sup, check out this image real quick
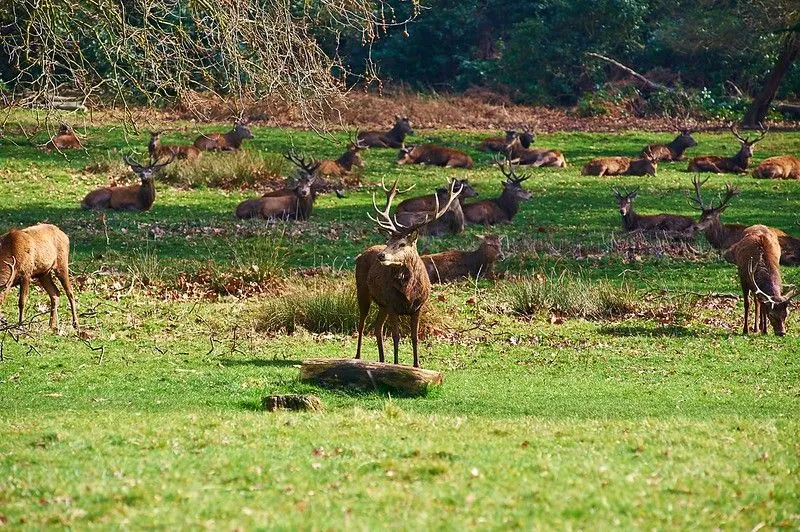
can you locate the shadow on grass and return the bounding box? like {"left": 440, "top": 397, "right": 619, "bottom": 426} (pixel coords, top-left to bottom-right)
{"left": 598, "top": 324, "right": 699, "bottom": 338}
{"left": 219, "top": 358, "right": 301, "bottom": 368}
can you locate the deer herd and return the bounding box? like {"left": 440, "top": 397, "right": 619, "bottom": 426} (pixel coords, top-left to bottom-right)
{"left": 3, "top": 115, "right": 798, "bottom": 365}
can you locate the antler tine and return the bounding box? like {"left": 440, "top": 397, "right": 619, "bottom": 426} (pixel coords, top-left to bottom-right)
{"left": 494, "top": 154, "right": 514, "bottom": 181}
{"left": 152, "top": 153, "right": 177, "bottom": 170}
{"left": 753, "top": 121, "right": 769, "bottom": 143}
{"left": 719, "top": 182, "right": 740, "bottom": 207}
{"left": 368, "top": 178, "right": 405, "bottom": 235}
{"left": 3, "top": 256, "right": 17, "bottom": 292}
{"left": 748, "top": 255, "right": 780, "bottom": 307}
{"left": 689, "top": 175, "right": 710, "bottom": 210}
{"left": 284, "top": 149, "right": 318, "bottom": 174}
{"left": 729, "top": 123, "right": 748, "bottom": 144}
{"left": 404, "top": 179, "right": 464, "bottom": 233}
{"left": 123, "top": 154, "right": 142, "bottom": 168}
{"left": 783, "top": 286, "right": 799, "bottom": 301}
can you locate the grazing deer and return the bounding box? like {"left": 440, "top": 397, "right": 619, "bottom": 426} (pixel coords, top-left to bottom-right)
{"left": 0, "top": 224, "right": 78, "bottom": 330}
{"left": 752, "top": 155, "right": 800, "bottom": 180}
{"left": 613, "top": 188, "right": 697, "bottom": 236}
{"left": 688, "top": 124, "right": 767, "bottom": 173}
{"left": 641, "top": 116, "right": 697, "bottom": 161}
{"left": 357, "top": 115, "right": 414, "bottom": 148}
{"left": 315, "top": 137, "right": 368, "bottom": 177}
{"left": 193, "top": 119, "right": 254, "bottom": 151}
{"left": 355, "top": 179, "right": 462, "bottom": 367}
{"left": 396, "top": 144, "right": 474, "bottom": 168}
{"left": 234, "top": 152, "right": 319, "bottom": 220}
{"left": 479, "top": 130, "right": 518, "bottom": 152}
{"left": 42, "top": 122, "right": 82, "bottom": 152}
{"left": 724, "top": 224, "right": 798, "bottom": 335}
{"left": 149, "top": 131, "right": 201, "bottom": 161}
{"left": 582, "top": 148, "right": 658, "bottom": 177}
{"left": 506, "top": 136, "right": 566, "bottom": 167}
{"left": 82, "top": 155, "right": 174, "bottom": 211}
{"left": 421, "top": 234, "right": 504, "bottom": 283}
{"left": 463, "top": 157, "right": 532, "bottom": 225}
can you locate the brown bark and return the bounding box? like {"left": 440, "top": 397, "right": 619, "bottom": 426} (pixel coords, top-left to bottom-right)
{"left": 300, "top": 358, "right": 443, "bottom": 396}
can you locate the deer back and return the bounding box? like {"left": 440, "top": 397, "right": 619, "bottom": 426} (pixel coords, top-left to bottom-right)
{"left": 752, "top": 156, "right": 800, "bottom": 180}
{"left": 582, "top": 157, "right": 631, "bottom": 176}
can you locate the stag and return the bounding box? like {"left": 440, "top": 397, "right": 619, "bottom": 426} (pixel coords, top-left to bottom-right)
{"left": 463, "top": 157, "right": 532, "bottom": 225}
{"left": 688, "top": 124, "right": 767, "bottom": 173}
{"left": 581, "top": 148, "right": 658, "bottom": 177}
{"left": 315, "top": 137, "right": 368, "bottom": 177}
{"left": 355, "top": 179, "right": 462, "bottom": 367}
{"left": 641, "top": 116, "right": 697, "bottom": 161}
{"left": 396, "top": 178, "right": 477, "bottom": 236}
{"left": 613, "top": 188, "right": 697, "bottom": 237}
{"left": 506, "top": 136, "right": 566, "bottom": 167}
{"left": 752, "top": 156, "right": 800, "bottom": 180}
{"left": 396, "top": 144, "right": 473, "bottom": 168}
{"left": 724, "top": 224, "right": 798, "bottom": 335}
{"left": 479, "top": 130, "right": 518, "bottom": 153}
{"left": 357, "top": 115, "right": 414, "bottom": 148}
{"left": 234, "top": 151, "right": 319, "bottom": 220}
{"left": 149, "top": 131, "right": 201, "bottom": 161}
{"left": 421, "top": 234, "right": 504, "bottom": 283}
{"left": 82, "top": 155, "right": 174, "bottom": 211}
{"left": 193, "top": 119, "right": 254, "bottom": 151}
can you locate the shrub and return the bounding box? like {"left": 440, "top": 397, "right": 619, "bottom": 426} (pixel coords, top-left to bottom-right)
{"left": 160, "top": 150, "right": 285, "bottom": 189}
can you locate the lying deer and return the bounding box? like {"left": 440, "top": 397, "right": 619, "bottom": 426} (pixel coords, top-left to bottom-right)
{"left": 234, "top": 152, "right": 319, "bottom": 220}
{"left": 688, "top": 124, "right": 767, "bottom": 173}
{"left": 315, "top": 137, "right": 368, "bottom": 177}
{"left": 396, "top": 144, "right": 473, "bottom": 168}
{"left": 193, "top": 119, "right": 254, "bottom": 151}
{"left": 396, "top": 186, "right": 466, "bottom": 237}
{"left": 82, "top": 155, "right": 175, "bottom": 211}
{"left": 506, "top": 136, "right": 566, "bottom": 167}
{"left": 463, "top": 157, "right": 532, "bottom": 225}
{"left": 42, "top": 122, "right": 82, "bottom": 152}
{"left": 149, "top": 131, "right": 201, "bottom": 161}
{"left": 479, "top": 127, "right": 534, "bottom": 152}
{"left": 396, "top": 178, "right": 477, "bottom": 214}
{"left": 582, "top": 148, "right": 658, "bottom": 177}
{"left": 0, "top": 223, "right": 78, "bottom": 330}
{"left": 355, "top": 179, "right": 462, "bottom": 368}
{"left": 641, "top": 117, "right": 697, "bottom": 161}
{"left": 421, "top": 235, "right": 504, "bottom": 283}
{"left": 724, "top": 224, "right": 798, "bottom": 335}
{"left": 396, "top": 178, "right": 478, "bottom": 236}
{"left": 613, "top": 188, "right": 697, "bottom": 237}
{"left": 358, "top": 115, "right": 414, "bottom": 148}
{"left": 752, "top": 156, "right": 800, "bottom": 180}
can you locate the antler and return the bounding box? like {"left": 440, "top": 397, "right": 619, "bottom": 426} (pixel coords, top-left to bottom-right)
{"left": 284, "top": 150, "right": 320, "bottom": 175}
{"left": 494, "top": 154, "right": 530, "bottom": 184}
{"left": 748, "top": 255, "right": 781, "bottom": 307}
{"left": 729, "top": 123, "right": 748, "bottom": 144}
{"left": 751, "top": 122, "right": 769, "bottom": 145}
{"left": 3, "top": 257, "right": 16, "bottom": 292}
{"left": 151, "top": 153, "right": 177, "bottom": 170}
{"left": 689, "top": 175, "right": 710, "bottom": 210}
{"left": 123, "top": 154, "right": 143, "bottom": 169}
{"left": 717, "top": 182, "right": 740, "bottom": 210}
{"left": 368, "top": 179, "right": 414, "bottom": 236}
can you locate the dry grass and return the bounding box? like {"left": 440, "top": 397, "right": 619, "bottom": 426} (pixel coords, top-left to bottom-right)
{"left": 160, "top": 151, "right": 285, "bottom": 189}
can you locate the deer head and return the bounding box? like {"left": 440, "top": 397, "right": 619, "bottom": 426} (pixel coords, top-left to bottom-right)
{"left": 519, "top": 124, "right": 535, "bottom": 148}
{"left": 613, "top": 188, "right": 639, "bottom": 216}
{"left": 495, "top": 155, "right": 533, "bottom": 200}
{"left": 478, "top": 234, "right": 505, "bottom": 261}
{"left": 393, "top": 115, "right": 414, "bottom": 136}
{"left": 690, "top": 176, "right": 739, "bottom": 230}
{"left": 234, "top": 118, "right": 254, "bottom": 140}
{"left": 748, "top": 256, "right": 798, "bottom": 336}
{"left": 730, "top": 123, "right": 768, "bottom": 158}
{"left": 124, "top": 154, "right": 175, "bottom": 182}
{"left": 641, "top": 146, "right": 658, "bottom": 176}
{"left": 284, "top": 150, "right": 321, "bottom": 177}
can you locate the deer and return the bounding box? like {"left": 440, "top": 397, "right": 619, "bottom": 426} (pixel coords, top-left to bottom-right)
{"left": 149, "top": 131, "right": 201, "bottom": 161}
{"left": 690, "top": 177, "right": 800, "bottom": 265}
{"left": 42, "top": 122, "right": 82, "bottom": 152}
{"left": 396, "top": 144, "right": 474, "bottom": 168}
{"left": 506, "top": 136, "right": 566, "bottom": 167}
{"left": 613, "top": 188, "right": 697, "bottom": 237}
{"left": 581, "top": 148, "right": 658, "bottom": 177}
{"left": 421, "top": 234, "right": 504, "bottom": 283}
{"left": 752, "top": 155, "right": 800, "bottom": 180}
{"left": 234, "top": 151, "right": 319, "bottom": 220}
{"left": 193, "top": 119, "right": 254, "bottom": 151}
{"left": 724, "top": 224, "right": 798, "bottom": 335}
{"left": 519, "top": 125, "right": 535, "bottom": 149}
{"left": 395, "top": 178, "right": 478, "bottom": 214}
{"left": 82, "top": 155, "right": 175, "bottom": 211}
{"left": 357, "top": 115, "right": 414, "bottom": 148}
{"left": 641, "top": 116, "right": 697, "bottom": 161}
{"left": 463, "top": 157, "right": 532, "bottom": 225}
{"left": 688, "top": 124, "right": 767, "bottom": 173}
{"left": 0, "top": 224, "right": 78, "bottom": 331}
{"left": 355, "top": 178, "right": 462, "bottom": 368}
{"left": 479, "top": 130, "right": 518, "bottom": 152}
{"left": 396, "top": 186, "right": 466, "bottom": 237}
{"left": 315, "top": 137, "right": 368, "bottom": 178}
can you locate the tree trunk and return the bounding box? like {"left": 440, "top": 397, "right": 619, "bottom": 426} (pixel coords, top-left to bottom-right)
{"left": 743, "top": 31, "right": 800, "bottom": 127}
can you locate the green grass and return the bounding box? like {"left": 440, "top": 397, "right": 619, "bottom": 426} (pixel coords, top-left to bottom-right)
{"left": 1, "top": 118, "right": 799, "bottom": 528}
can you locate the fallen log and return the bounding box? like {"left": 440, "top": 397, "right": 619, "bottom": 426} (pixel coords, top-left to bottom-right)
{"left": 776, "top": 102, "right": 800, "bottom": 118}
{"left": 300, "top": 358, "right": 443, "bottom": 396}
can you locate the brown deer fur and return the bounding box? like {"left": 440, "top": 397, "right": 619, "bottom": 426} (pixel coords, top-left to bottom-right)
{"left": 149, "top": 131, "right": 201, "bottom": 161}
{"left": 0, "top": 224, "right": 78, "bottom": 330}
{"left": 193, "top": 120, "right": 254, "bottom": 151}
{"left": 752, "top": 156, "right": 800, "bottom": 179}
{"left": 43, "top": 123, "right": 82, "bottom": 152}
{"left": 506, "top": 137, "right": 566, "bottom": 167}
{"left": 463, "top": 159, "right": 532, "bottom": 225}
{"left": 357, "top": 115, "right": 413, "bottom": 148}
{"left": 581, "top": 152, "right": 657, "bottom": 177}
{"left": 688, "top": 125, "right": 767, "bottom": 174}
{"left": 355, "top": 180, "right": 461, "bottom": 368}
{"left": 315, "top": 140, "right": 367, "bottom": 177}
{"left": 641, "top": 130, "right": 697, "bottom": 162}
{"left": 613, "top": 189, "right": 697, "bottom": 236}
{"left": 421, "top": 235, "right": 504, "bottom": 283}
{"left": 396, "top": 179, "right": 478, "bottom": 214}
{"left": 396, "top": 144, "right": 473, "bottom": 168}
{"left": 723, "top": 225, "right": 798, "bottom": 335}
{"left": 479, "top": 130, "right": 518, "bottom": 152}
{"left": 396, "top": 188, "right": 466, "bottom": 236}
{"left": 234, "top": 152, "right": 319, "bottom": 220}
{"left": 82, "top": 155, "right": 174, "bottom": 211}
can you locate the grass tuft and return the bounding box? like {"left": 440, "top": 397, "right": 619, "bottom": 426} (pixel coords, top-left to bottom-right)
{"left": 160, "top": 150, "right": 285, "bottom": 189}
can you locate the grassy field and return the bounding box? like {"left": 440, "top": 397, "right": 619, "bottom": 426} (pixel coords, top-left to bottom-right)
{"left": 1, "top": 119, "right": 799, "bottom": 529}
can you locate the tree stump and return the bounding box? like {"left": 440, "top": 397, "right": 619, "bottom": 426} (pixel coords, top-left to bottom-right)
{"left": 300, "top": 358, "right": 443, "bottom": 396}
{"left": 262, "top": 394, "right": 324, "bottom": 412}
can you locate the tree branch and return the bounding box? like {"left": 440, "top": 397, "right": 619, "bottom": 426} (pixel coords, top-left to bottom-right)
{"left": 585, "top": 52, "right": 672, "bottom": 92}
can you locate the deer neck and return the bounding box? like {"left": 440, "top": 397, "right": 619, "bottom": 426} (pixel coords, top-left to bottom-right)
{"left": 731, "top": 147, "right": 751, "bottom": 169}
{"left": 495, "top": 188, "right": 520, "bottom": 219}
{"left": 335, "top": 150, "right": 357, "bottom": 170}
{"left": 139, "top": 180, "right": 156, "bottom": 210}
{"left": 225, "top": 130, "right": 243, "bottom": 149}
{"left": 703, "top": 217, "right": 734, "bottom": 249}
{"left": 621, "top": 208, "right": 639, "bottom": 232}
{"left": 295, "top": 191, "right": 315, "bottom": 219}
{"left": 387, "top": 124, "right": 408, "bottom": 144}
{"left": 668, "top": 136, "right": 687, "bottom": 158}
{"left": 148, "top": 137, "right": 159, "bottom": 157}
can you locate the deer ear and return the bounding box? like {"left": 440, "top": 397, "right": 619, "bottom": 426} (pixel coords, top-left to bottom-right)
{"left": 395, "top": 114, "right": 401, "bottom": 120}
{"left": 476, "top": 234, "right": 485, "bottom": 241}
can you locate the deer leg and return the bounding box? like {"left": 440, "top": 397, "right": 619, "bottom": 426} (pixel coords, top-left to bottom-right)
{"left": 390, "top": 314, "right": 400, "bottom": 365}
{"left": 410, "top": 311, "right": 421, "bottom": 368}
{"left": 355, "top": 287, "right": 371, "bottom": 360}
{"left": 374, "top": 307, "right": 389, "bottom": 363}
{"left": 17, "top": 275, "right": 30, "bottom": 326}
{"left": 759, "top": 301, "right": 768, "bottom": 334}
{"left": 54, "top": 267, "right": 79, "bottom": 329}
{"left": 742, "top": 285, "right": 750, "bottom": 335}
{"left": 38, "top": 274, "right": 60, "bottom": 330}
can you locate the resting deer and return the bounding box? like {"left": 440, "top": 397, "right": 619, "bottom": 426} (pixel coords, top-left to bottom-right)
{"left": 641, "top": 116, "right": 697, "bottom": 161}
{"left": 396, "top": 178, "right": 477, "bottom": 236}
{"left": 193, "top": 119, "right": 254, "bottom": 151}
{"left": 396, "top": 178, "right": 477, "bottom": 214}
{"left": 752, "top": 156, "right": 800, "bottom": 180}
{"left": 357, "top": 115, "right": 414, "bottom": 148}
{"left": 479, "top": 130, "right": 518, "bottom": 152}
{"left": 506, "top": 136, "right": 566, "bottom": 167}
{"left": 0, "top": 224, "right": 78, "bottom": 330}
{"left": 42, "top": 122, "right": 82, "bottom": 152}
{"left": 234, "top": 151, "right": 319, "bottom": 220}
{"left": 396, "top": 186, "right": 466, "bottom": 237}
{"left": 82, "top": 155, "right": 175, "bottom": 211}
{"left": 688, "top": 124, "right": 767, "bottom": 173}
{"left": 421, "top": 234, "right": 504, "bottom": 283}
{"left": 519, "top": 125, "right": 535, "bottom": 149}
{"left": 463, "top": 157, "right": 532, "bottom": 225}
{"left": 315, "top": 137, "right": 368, "bottom": 178}
{"left": 724, "top": 224, "right": 798, "bottom": 335}
{"left": 396, "top": 144, "right": 473, "bottom": 168}
{"left": 355, "top": 179, "right": 462, "bottom": 367}
{"left": 613, "top": 188, "right": 697, "bottom": 237}
{"left": 582, "top": 148, "right": 658, "bottom": 177}
{"left": 149, "top": 131, "right": 201, "bottom": 161}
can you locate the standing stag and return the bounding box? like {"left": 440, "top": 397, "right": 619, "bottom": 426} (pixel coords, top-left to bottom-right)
{"left": 463, "top": 157, "right": 532, "bottom": 225}
{"left": 613, "top": 189, "right": 697, "bottom": 237}
{"left": 752, "top": 155, "right": 800, "bottom": 179}
{"left": 581, "top": 148, "right": 658, "bottom": 177}
{"left": 396, "top": 144, "right": 474, "bottom": 168}
{"left": 421, "top": 234, "right": 504, "bottom": 283}
{"left": 149, "top": 131, "right": 201, "bottom": 161}
{"left": 0, "top": 224, "right": 78, "bottom": 330}
{"left": 42, "top": 122, "right": 82, "bottom": 152}
{"left": 355, "top": 179, "right": 462, "bottom": 368}
{"left": 193, "top": 119, "right": 254, "bottom": 151}
{"left": 234, "top": 151, "right": 319, "bottom": 220}
{"left": 688, "top": 125, "right": 767, "bottom": 173}
{"left": 82, "top": 155, "right": 175, "bottom": 211}
{"left": 357, "top": 115, "right": 414, "bottom": 148}
{"left": 724, "top": 225, "right": 798, "bottom": 335}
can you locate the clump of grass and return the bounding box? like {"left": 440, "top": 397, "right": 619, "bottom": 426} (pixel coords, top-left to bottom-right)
{"left": 504, "top": 270, "right": 636, "bottom": 319}
{"left": 160, "top": 150, "right": 285, "bottom": 189}
{"left": 127, "top": 246, "right": 164, "bottom": 287}
{"left": 83, "top": 150, "right": 128, "bottom": 177}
